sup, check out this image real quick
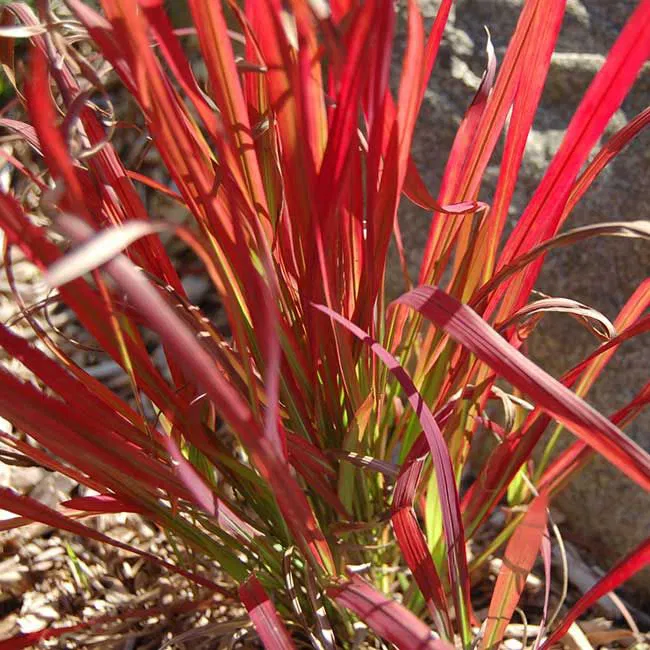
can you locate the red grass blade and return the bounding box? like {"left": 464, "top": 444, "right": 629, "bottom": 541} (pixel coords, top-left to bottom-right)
{"left": 25, "top": 48, "right": 88, "bottom": 219}
{"left": 420, "top": 0, "right": 562, "bottom": 285}
{"left": 392, "top": 447, "right": 454, "bottom": 636}
{"left": 540, "top": 537, "right": 650, "bottom": 650}
{"left": 479, "top": 494, "right": 549, "bottom": 650}
{"left": 186, "top": 0, "right": 270, "bottom": 222}
{"left": 328, "top": 575, "right": 454, "bottom": 650}
{"left": 0, "top": 371, "right": 178, "bottom": 500}
{"left": 495, "top": 0, "right": 650, "bottom": 314}
{"left": 539, "top": 379, "right": 650, "bottom": 496}
{"left": 391, "top": 506, "right": 453, "bottom": 638}
{"left": 138, "top": 0, "right": 222, "bottom": 137}
{"left": 0, "top": 322, "right": 151, "bottom": 450}
{"left": 239, "top": 574, "right": 296, "bottom": 650}
{"left": 364, "top": 0, "right": 424, "bottom": 309}
{"left": 391, "top": 455, "right": 452, "bottom": 636}
{"left": 563, "top": 106, "right": 650, "bottom": 218}
{"left": 394, "top": 286, "right": 650, "bottom": 490}
{"left": 61, "top": 495, "right": 145, "bottom": 514}
{"left": 448, "top": 26, "right": 497, "bottom": 193}
{"left": 536, "top": 279, "right": 650, "bottom": 493}
{"left": 0, "top": 191, "right": 183, "bottom": 416}
{"left": 477, "top": 0, "right": 566, "bottom": 280}
{"left": 0, "top": 430, "right": 106, "bottom": 495}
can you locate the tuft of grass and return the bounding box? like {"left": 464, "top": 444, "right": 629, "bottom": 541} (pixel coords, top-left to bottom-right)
{"left": 0, "top": 0, "right": 649, "bottom": 647}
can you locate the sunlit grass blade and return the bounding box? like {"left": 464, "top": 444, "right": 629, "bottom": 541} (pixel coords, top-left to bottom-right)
{"left": 186, "top": 0, "right": 270, "bottom": 224}
{"left": 562, "top": 106, "right": 650, "bottom": 218}
{"left": 0, "top": 193, "right": 184, "bottom": 417}
{"left": 45, "top": 221, "right": 170, "bottom": 288}
{"left": 479, "top": 494, "right": 548, "bottom": 650}
{"left": 420, "top": 0, "right": 558, "bottom": 284}
{"left": 1, "top": 0, "right": 649, "bottom": 643}
{"left": 331, "top": 450, "right": 399, "bottom": 478}
{"left": 472, "top": 0, "right": 566, "bottom": 286}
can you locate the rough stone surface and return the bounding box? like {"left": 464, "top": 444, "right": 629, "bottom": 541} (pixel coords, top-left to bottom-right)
{"left": 394, "top": 0, "right": 650, "bottom": 599}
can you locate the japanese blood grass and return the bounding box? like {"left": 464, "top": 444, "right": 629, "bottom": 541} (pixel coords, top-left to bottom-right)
{"left": 0, "top": 0, "right": 649, "bottom": 648}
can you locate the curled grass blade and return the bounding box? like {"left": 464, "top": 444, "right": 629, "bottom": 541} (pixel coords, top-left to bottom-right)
{"left": 496, "top": 296, "right": 616, "bottom": 342}
{"left": 473, "top": 221, "right": 650, "bottom": 311}
{"left": 534, "top": 278, "right": 650, "bottom": 482}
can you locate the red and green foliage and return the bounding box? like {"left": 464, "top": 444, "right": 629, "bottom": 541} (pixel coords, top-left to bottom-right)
{"left": 0, "top": 0, "right": 649, "bottom": 647}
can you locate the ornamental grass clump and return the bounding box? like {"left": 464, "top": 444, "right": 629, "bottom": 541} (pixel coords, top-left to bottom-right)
{"left": 0, "top": 0, "right": 649, "bottom": 647}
